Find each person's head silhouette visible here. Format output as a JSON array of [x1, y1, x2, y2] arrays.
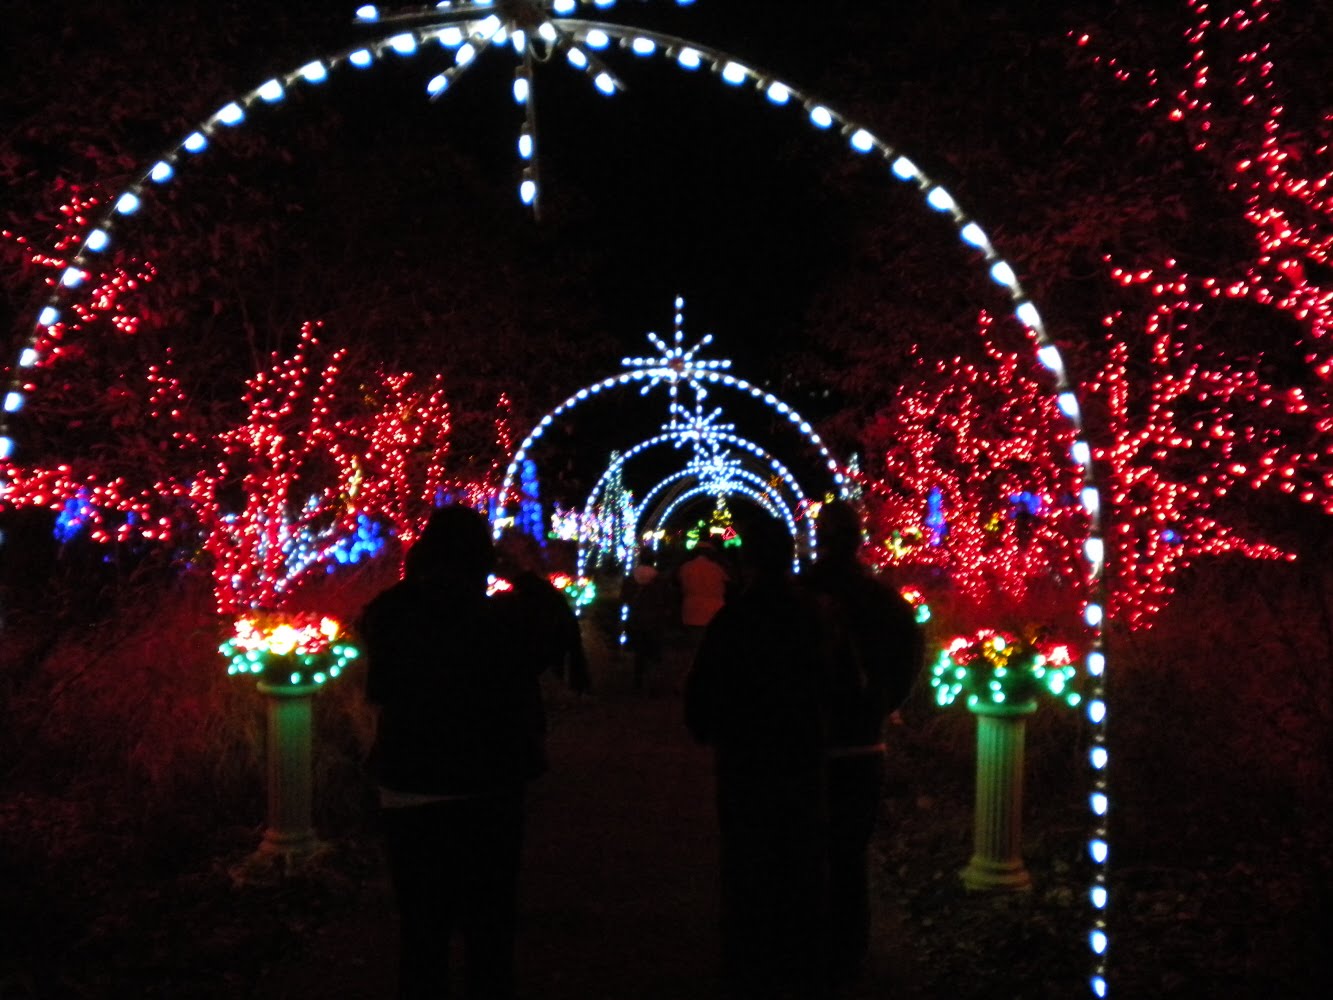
[[405, 505, 494, 589], [816, 500, 864, 562], [739, 516, 794, 579], [496, 529, 545, 579]]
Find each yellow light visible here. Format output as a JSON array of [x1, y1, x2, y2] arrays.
[[268, 624, 299, 656]]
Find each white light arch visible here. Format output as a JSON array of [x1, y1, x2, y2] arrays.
[[0, 4, 1110, 992], [651, 482, 797, 547], [633, 465, 793, 536], [572, 427, 816, 575], [591, 460, 803, 575], [497, 366, 848, 531]]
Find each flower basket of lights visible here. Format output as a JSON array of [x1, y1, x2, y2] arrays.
[[221, 611, 360, 691], [931, 628, 1081, 713], [221, 611, 360, 866], [932, 629, 1082, 891]]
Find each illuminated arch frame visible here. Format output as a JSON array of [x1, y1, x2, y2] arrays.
[[613, 471, 798, 644], [498, 367, 846, 521], [573, 428, 815, 576], [652, 482, 796, 548], [633, 465, 795, 538], [595, 459, 803, 572], [0, 9, 1112, 994]]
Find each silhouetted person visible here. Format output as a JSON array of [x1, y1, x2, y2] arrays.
[[360, 505, 541, 1000], [805, 500, 924, 989], [684, 517, 836, 1000], [621, 546, 673, 692], [495, 529, 591, 696]]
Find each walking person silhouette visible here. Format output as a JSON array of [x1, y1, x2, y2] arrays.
[[684, 516, 838, 1000], [806, 499, 924, 990], [360, 505, 545, 1000]]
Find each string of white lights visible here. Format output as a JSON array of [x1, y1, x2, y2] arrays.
[[573, 426, 813, 577], [643, 475, 798, 544], [633, 463, 790, 534]]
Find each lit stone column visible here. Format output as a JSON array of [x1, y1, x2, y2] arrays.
[[962, 698, 1037, 891], [256, 680, 320, 860]]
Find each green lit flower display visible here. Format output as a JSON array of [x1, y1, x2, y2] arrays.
[[931, 628, 1081, 710], [221, 611, 359, 689]]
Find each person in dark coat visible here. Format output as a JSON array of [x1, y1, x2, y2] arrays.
[[360, 505, 541, 1000], [621, 545, 674, 692], [684, 516, 840, 1000], [495, 529, 591, 697], [804, 499, 925, 988]]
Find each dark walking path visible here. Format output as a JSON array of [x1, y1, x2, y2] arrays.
[[255, 642, 907, 999]]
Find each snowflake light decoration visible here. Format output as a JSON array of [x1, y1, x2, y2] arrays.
[[690, 446, 742, 494], [354, 1, 699, 217], [669, 395, 734, 446], [622, 296, 732, 405]]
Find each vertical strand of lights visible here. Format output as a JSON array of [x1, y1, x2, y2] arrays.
[[515, 42, 540, 214]]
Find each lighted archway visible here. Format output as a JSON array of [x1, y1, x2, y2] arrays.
[[586, 458, 802, 576], [573, 426, 815, 576], [496, 298, 847, 532], [633, 465, 794, 540], [0, 4, 1111, 991], [651, 483, 795, 547]]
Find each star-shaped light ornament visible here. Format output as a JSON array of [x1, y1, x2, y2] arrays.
[[691, 447, 743, 495], [621, 295, 732, 411], [354, 1, 697, 218], [667, 394, 734, 449]]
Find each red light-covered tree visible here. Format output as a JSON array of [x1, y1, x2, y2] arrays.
[[857, 311, 1299, 631], [1074, 0, 1331, 509]]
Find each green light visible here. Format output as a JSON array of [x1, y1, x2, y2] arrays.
[[932, 630, 1082, 714], [222, 614, 362, 687]]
